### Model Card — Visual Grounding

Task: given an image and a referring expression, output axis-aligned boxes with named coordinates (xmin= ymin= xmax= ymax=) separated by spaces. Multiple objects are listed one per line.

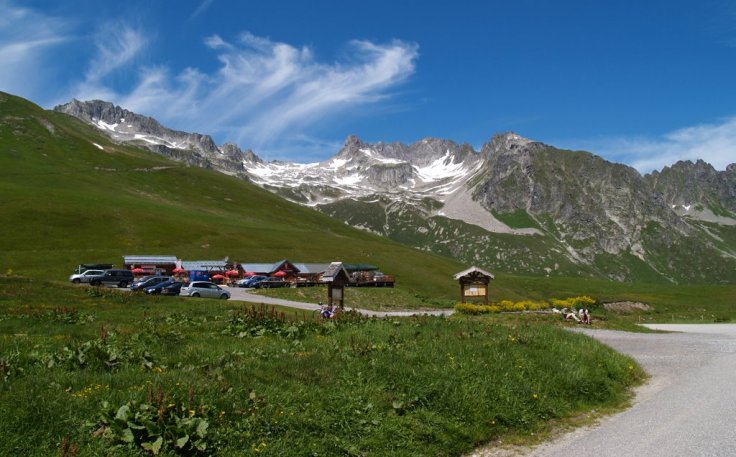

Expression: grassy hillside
xmin=2 ymin=91 xmax=735 ymax=311
xmin=0 ymin=278 xmax=645 ymax=456
xmin=0 ymin=92 xmax=466 ymax=300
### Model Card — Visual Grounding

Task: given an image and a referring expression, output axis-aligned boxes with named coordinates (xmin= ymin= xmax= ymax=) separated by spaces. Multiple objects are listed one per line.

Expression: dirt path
xmin=227 ymin=287 xmax=454 ymax=317
xmin=470 ymin=324 xmax=736 ymax=457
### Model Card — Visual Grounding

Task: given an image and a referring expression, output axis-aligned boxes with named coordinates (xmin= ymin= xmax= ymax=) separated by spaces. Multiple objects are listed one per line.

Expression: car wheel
xmin=91 ymin=280 xmax=100 ymax=286
xmin=119 ymin=281 xmax=128 ymax=288
xmin=220 ymin=294 xmax=229 ymax=300
xmin=192 ymin=292 xmax=200 ymax=298
xmin=72 ymin=278 xmax=81 ymax=284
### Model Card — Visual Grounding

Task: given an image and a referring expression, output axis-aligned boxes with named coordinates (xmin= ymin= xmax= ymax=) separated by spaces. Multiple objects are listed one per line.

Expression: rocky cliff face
xmin=54 ymin=100 xmax=248 ymax=175
xmin=646 ymin=160 xmax=736 ymax=218
xmin=474 ymin=134 xmax=692 ymax=261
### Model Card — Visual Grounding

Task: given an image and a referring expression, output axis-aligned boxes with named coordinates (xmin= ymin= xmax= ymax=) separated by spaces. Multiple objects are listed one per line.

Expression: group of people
xmin=554 ymin=307 xmax=592 ymax=324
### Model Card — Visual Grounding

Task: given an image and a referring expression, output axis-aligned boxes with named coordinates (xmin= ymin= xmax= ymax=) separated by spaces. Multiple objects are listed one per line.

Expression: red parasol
xmin=211 ymin=274 xmax=225 ymax=280
xmin=243 ymin=271 xmax=256 ymax=277
xmin=172 ymin=267 xmax=186 ymax=274
xmin=225 ymin=269 xmax=240 ymax=277
xmin=131 ymin=268 xmax=145 ymax=274
xmin=273 ymin=270 xmax=287 ymax=277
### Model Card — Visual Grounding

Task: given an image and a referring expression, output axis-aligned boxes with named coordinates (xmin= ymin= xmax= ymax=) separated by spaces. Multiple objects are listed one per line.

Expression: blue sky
xmin=2 ymin=0 xmax=735 ymax=171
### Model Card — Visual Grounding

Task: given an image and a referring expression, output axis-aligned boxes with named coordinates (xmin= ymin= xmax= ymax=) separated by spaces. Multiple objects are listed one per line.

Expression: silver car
xmin=180 ymin=281 xmax=230 ymax=299
xmin=69 ymin=269 xmax=104 ymax=284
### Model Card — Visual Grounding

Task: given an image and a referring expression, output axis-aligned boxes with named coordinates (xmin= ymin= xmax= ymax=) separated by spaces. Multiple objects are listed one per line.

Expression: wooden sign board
xmin=464 ymin=286 xmax=486 ymax=297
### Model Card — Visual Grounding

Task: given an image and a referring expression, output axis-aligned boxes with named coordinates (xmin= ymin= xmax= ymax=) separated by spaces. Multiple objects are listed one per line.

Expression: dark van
xmin=89 ymin=269 xmax=134 ymax=288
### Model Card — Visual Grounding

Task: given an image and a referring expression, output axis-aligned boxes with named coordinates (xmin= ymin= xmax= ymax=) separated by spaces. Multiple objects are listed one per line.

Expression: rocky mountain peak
xmin=488 ymin=131 xmax=532 ymax=151
xmin=646 ymin=158 xmax=736 ymax=213
xmin=54 ymin=98 xmax=251 ymax=175
xmin=242 ymin=149 xmax=261 ymax=164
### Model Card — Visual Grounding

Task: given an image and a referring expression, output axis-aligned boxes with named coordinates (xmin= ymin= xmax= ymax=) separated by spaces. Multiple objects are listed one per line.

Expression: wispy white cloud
xmin=71 ymin=23 xmax=146 ymax=102
xmin=89 ymin=31 xmax=418 ymax=160
xmin=1 ymin=0 xmax=417 ymax=161
xmin=0 ymin=1 xmax=71 ymax=97
xmin=86 ymin=25 xmax=146 ymax=82
xmin=189 ymin=0 xmax=215 ymax=21
xmin=559 ymin=117 xmax=736 ymax=173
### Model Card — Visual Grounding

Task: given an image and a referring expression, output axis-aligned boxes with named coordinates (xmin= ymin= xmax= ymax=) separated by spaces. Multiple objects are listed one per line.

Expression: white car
xmin=69 ymin=269 xmax=104 ymax=284
xmin=180 ymin=281 xmax=230 ymax=299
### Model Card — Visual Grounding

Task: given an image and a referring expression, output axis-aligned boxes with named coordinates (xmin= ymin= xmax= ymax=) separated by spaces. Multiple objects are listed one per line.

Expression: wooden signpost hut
xmin=453 ymin=266 xmax=495 ymax=305
xmin=321 ymin=262 xmax=350 ymax=309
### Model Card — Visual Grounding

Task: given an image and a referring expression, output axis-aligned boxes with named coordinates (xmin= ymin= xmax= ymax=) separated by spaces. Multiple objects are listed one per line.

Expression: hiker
xmin=320 ymin=303 xmax=333 ymax=319
xmin=562 ymin=308 xmax=580 ymax=322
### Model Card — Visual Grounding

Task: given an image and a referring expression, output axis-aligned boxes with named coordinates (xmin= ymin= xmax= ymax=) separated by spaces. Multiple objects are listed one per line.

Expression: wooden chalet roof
xmin=321 ymin=262 xmax=350 ymax=282
xmin=344 ymin=263 xmax=379 ymax=272
xmin=293 ymin=263 xmax=331 ymax=274
xmin=181 ymin=260 xmax=228 ymax=271
xmin=123 ymin=255 xmax=177 ymax=265
xmin=241 ymin=260 xmax=301 ymax=274
xmin=453 ymin=266 xmax=495 ymax=281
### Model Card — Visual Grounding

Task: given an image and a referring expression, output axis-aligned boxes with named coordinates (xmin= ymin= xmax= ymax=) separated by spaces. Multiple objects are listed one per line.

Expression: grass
xmin=0 ymin=277 xmax=645 ymax=456
xmin=251 ymin=285 xmax=456 ymax=311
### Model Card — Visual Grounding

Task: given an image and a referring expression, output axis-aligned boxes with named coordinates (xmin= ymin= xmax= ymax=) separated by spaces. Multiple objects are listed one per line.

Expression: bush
xmin=454 ymin=298 xmax=553 ymax=315
xmin=88 ymin=386 xmax=210 ymax=455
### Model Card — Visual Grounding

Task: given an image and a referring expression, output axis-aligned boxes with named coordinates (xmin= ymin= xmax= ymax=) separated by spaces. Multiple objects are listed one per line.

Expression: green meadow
xmin=0 ymin=279 xmax=645 ymax=456
xmin=0 ymin=91 xmax=732 ymax=455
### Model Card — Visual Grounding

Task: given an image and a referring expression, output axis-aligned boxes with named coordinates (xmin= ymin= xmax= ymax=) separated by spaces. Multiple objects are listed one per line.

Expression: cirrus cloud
xmin=74 ymin=29 xmax=419 ymax=161
xmin=557 ymin=117 xmax=736 ymax=173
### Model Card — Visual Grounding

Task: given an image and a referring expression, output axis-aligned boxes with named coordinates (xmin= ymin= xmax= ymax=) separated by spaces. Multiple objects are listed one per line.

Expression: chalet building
xmin=293 ymin=263 xmax=331 ymax=284
xmin=123 ymin=255 xmax=178 ymax=275
xmin=241 ymin=259 xmax=300 ymax=278
xmin=181 ymin=259 xmax=229 ymax=282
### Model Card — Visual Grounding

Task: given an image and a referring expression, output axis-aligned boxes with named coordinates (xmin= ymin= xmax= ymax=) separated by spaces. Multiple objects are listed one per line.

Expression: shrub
xmin=550 ymin=295 xmax=597 ymax=309
xmin=88 ymin=386 xmax=210 ymax=455
xmin=455 ymin=300 xmax=551 ymax=315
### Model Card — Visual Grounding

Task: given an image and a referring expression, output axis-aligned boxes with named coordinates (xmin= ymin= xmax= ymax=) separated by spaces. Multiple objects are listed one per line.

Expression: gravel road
xmin=227 ymin=287 xmax=454 ymax=317
xmin=471 ymin=324 xmax=736 ymax=457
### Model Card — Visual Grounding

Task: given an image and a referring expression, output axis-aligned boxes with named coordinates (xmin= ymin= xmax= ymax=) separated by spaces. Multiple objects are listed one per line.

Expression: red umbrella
xmin=172 ymin=267 xmax=186 ymax=274
xmin=243 ymin=271 xmax=255 ymax=277
xmin=273 ymin=270 xmax=287 ymax=277
xmin=211 ymin=274 xmax=225 ymax=280
xmin=225 ymin=269 xmax=240 ymax=277
xmin=131 ymin=268 xmax=145 ymax=274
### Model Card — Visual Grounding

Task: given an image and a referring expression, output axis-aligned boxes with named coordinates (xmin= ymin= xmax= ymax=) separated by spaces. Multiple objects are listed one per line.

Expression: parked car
xmin=159 ymin=281 xmax=184 ymax=296
xmin=180 ymin=281 xmax=230 ymax=299
xmin=144 ymin=278 xmax=177 ymax=295
xmin=89 ymin=269 xmax=134 ymax=288
xmin=236 ymin=275 xmax=267 ymax=288
xmin=253 ymin=277 xmax=290 ymax=289
xmin=72 ymin=264 xmax=113 ymax=275
xmin=69 ymin=269 xmax=105 ymax=284
xmin=130 ymin=275 xmax=171 ymax=292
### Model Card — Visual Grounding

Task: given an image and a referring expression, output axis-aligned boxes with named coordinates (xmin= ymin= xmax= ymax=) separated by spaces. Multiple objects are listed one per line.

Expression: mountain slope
xmin=51 ymin=98 xmax=736 ymax=284
xmin=1 ymin=92 xmax=467 ymax=299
